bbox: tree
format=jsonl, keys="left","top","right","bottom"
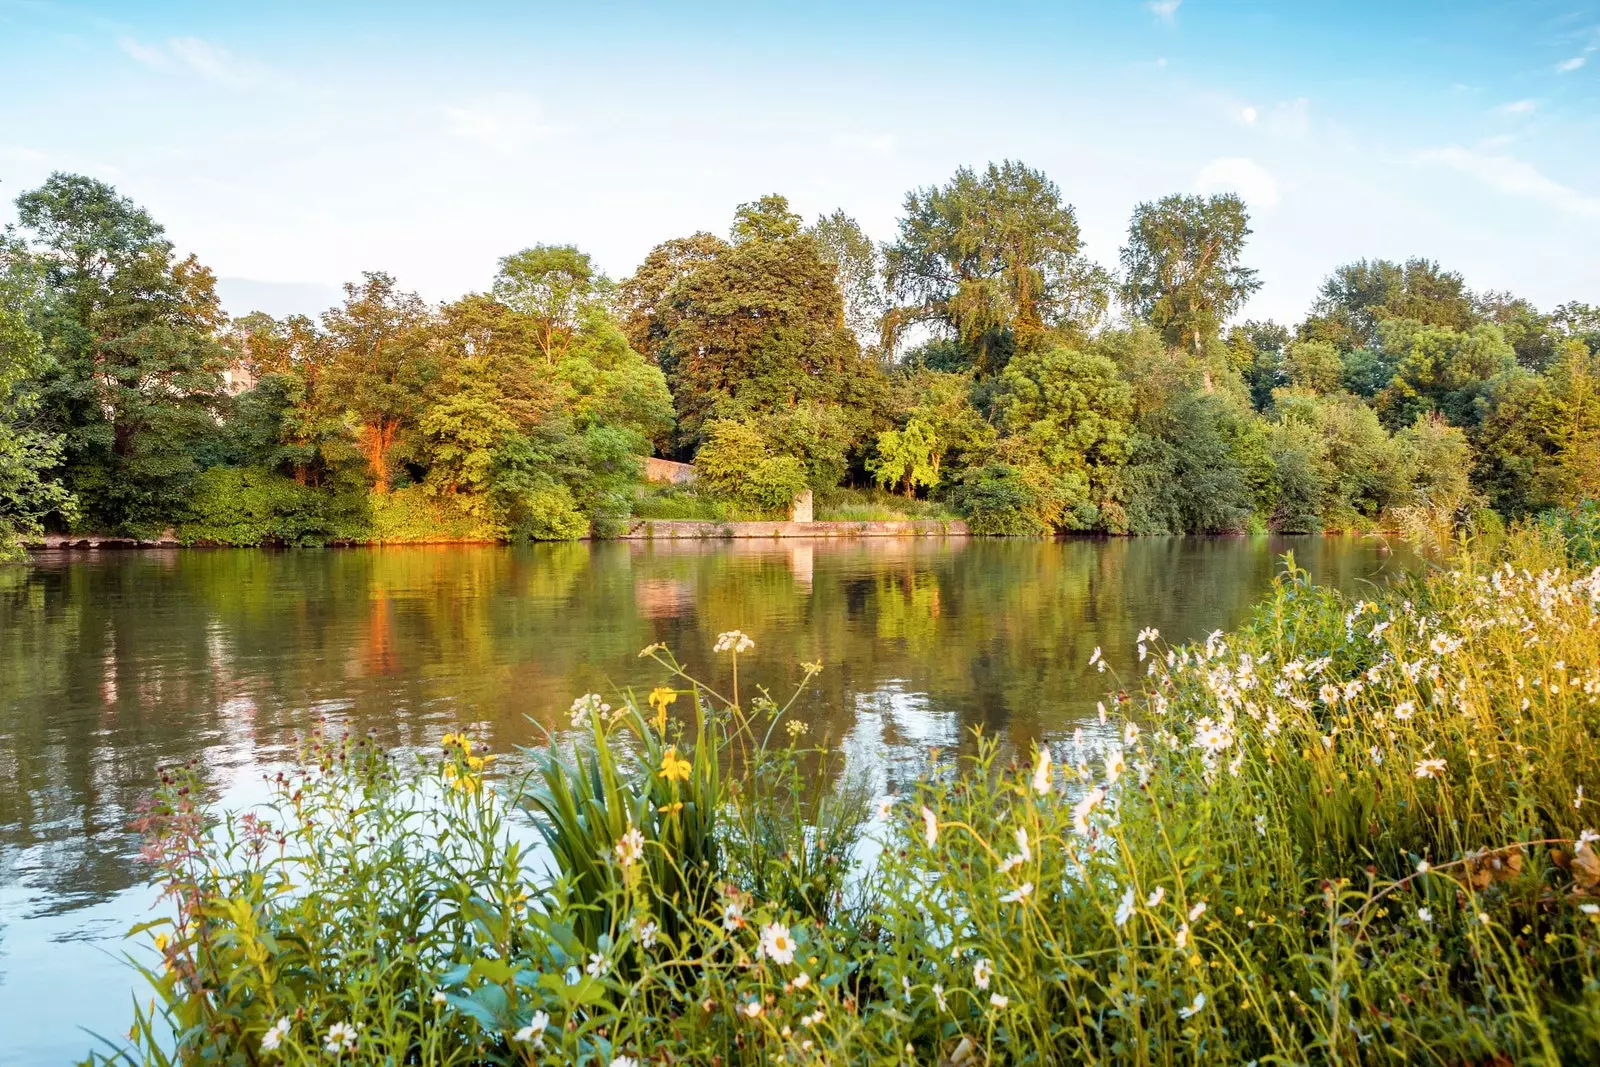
{"left": 622, "top": 197, "right": 870, "bottom": 451}
{"left": 1372, "top": 320, "right": 1514, "bottom": 430}
{"left": 1301, "top": 258, "right": 1476, "bottom": 351}
{"left": 492, "top": 245, "right": 614, "bottom": 366}
{"left": 1282, "top": 339, "right": 1343, "bottom": 394}
{"left": 15, "top": 173, "right": 228, "bottom": 533}
{"left": 807, "top": 210, "right": 888, "bottom": 355}
{"left": 318, "top": 272, "right": 438, "bottom": 493}
{"left": 0, "top": 236, "right": 75, "bottom": 553}
{"left": 868, "top": 420, "right": 940, "bottom": 496}
{"left": 884, "top": 160, "right": 1110, "bottom": 370}
{"left": 1120, "top": 193, "right": 1260, "bottom": 357}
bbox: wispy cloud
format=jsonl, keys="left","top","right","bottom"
{"left": 1146, "top": 1, "right": 1181, "bottom": 26}
{"left": 1492, "top": 98, "right": 1538, "bottom": 116}
{"left": 118, "top": 35, "right": 264, "bottom": 87}
{"left": 1195, "top": 157, "right": 1280, "bottom": 209}
{"left": 1556, "top": 55, "right": 1587, "bottom": 72}
{"left": 1417, "top": 146, "right": 1600, "bottom": 219}
{"left": 441, "top": 93, "right": 555, "bottom": 152}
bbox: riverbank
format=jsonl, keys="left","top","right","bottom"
{"left": 31, "top": 519, "right": 969, "bottom": 550}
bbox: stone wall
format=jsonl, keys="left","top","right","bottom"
{"left": 617, "top": 519, "right": 968, "bottom": 539}
{"left": 644, "top": 457, "right": 697, "bottom": 485}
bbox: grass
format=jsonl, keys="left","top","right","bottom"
{"left": 92, "top": 518, "right": 1600, "bottom": 1065}
{"left": 813, "top": 487, "right": 957, "bottom": 522}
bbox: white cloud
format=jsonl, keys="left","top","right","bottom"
{"left": 1492, "top": 98, "right": 1537, "bottom": 116}
{"left": 1146, "top": 1, "right": 1181, "bottom": 25}
{"left": 1195, "top": 157, "right": 1280, "bottom": 209}
{"left": 1240, "top": 106, "right": 1258, "bottom": 125}
{"left": 1556, "top": 56, "right": 1586, "bottom": 73}
{"left": 441, "top": 93, "right": 554, "bottom": 152}
{"left": 1265, "top": 97, "right": 1311, "bottom": 139}
{"left": 1417, "top": 146, "right": 1600, "bottom": 219}
{"left": 118, "top": 35, "right": 262, "bottom": 87}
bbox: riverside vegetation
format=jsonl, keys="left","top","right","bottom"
{"left": 92, "top": 513, "right": 1600, "bottom": 1065}
{"left": 4, "top": 166, "right": 1600, "bottom": 556}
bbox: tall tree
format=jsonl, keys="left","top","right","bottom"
{"left": 884, "top": 160, "right": 1110, "bottom": 371}
{"left": 492, "top": 245, "right": 613, "bottom": 366}
{"left": 15, "top": 173, "right": 227, "bottom": 533}
{"left": 806, "top": 210, "right": 887, "bottom": 356}
{"left": 1301, "top": 258, "right": 1477, "bottom": 351}
{"left": 1119, "top": 193, "right": 1260, "bottom": 358}
{"left": 318, "top": 272, "right": 438, "bottom": 493}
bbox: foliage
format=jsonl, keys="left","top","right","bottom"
{"left": 1120, "top": 193, "right": 1261, "bottom": 357}
{"left": 176, "top": 467, "right": 366, "bottom": 546}
{"left": 692, "top": 419, "right": 808, "bottom": 514}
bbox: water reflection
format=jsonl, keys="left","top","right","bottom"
{"left": 0, "top": 535, "right": 1411, "bottom": 1063}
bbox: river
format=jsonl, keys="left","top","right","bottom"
{"left": 0, "top": 535, "right": 1414, "bottom": 1064}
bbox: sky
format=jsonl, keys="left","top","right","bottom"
{"left": 2, "top": 0, "right": 1598, "bottom": 326}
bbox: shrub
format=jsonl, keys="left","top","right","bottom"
{"left": 368, "top": 485, "right": 505, "bottom": 543}
{"left": 177, "top": 466, "right": 367, "bottom": 546}
{"left": 950, "top": 463, "right": 1047, "bottom": 535}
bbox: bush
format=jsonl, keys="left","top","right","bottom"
{"left": 950, "top": 463, "right": 1047, "bottom": 535}
{"left": 368, "top": 485, "right": 506, "bottom": 543}
{"left": 693, "top": 420, "right": 805, "bottom": 515}
{"left": 177, "top": 466, "right": 367, "bottom": 546}
{"left": 98, "top": 530, "right": 1600, "bottom": 1065}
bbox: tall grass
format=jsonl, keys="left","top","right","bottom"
{"left": 94, "top": 525, "right": 1600, "bottom": 1065}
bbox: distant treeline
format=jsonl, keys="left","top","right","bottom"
{"left": 1, "top": 164, "right": 1596, "bottom": 552}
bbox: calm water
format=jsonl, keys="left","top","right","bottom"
{"left": 0, "top": 536, "right": 1413, "bottom": 1063}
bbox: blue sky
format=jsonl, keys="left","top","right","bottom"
{"left": 2, "top": 0, "right": 1598, "bottom": 324}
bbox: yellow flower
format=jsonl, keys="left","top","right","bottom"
{"left": 648, "top": 687, "right": 678, "bottom": 732}
{"left": 659, "top": 747, "right": 692, "bottom": 784}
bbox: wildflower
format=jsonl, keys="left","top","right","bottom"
{"left": 1098, "top": 700, "right": 1108, "bottom": 723}
{"left": 932, "top": 983, "right": 946, "bottom": 1011}
{"left": 876, "top": 795, "right": 897, "bottom": 820}
{"left": 1031, "top": 745, "right": 1052, "bottom": 795}
{"left": 570, "top": 693, "right": 610, "bottom": 728}
{"left": 722, "top": 899, "right": 745, "bottom": 931}
{"left": 1393, "top": 701, "right": 1415, "bottom": 721}
{"left": 990, "top": 993, "right": 1009, "bottom": 1009}
{"left": 648, "top": 685, "right": 676, "bottom": 731}
{"left": 1193, "top": 721, "right": 1231, "bottom": 754}
{"left": 1416, "top": 859, "right": 1432, "bottom": 874}
{"left": 1416, "top": 907, "right": 1433, "bottom": 923}
{"left": 1123, "top": 721, "right": 1141, "bottom": 747}
{"left": 793, "top": 971, "right": 811, "bottom": 988}
{"left": 801, "top": 1009, "right": 825, "bottom": 1027}
{"left": 1115, "top": 885, "right": 1135, "bottom": 927}
{"left": 614, "top": 825, "right": 645, "bottom": 867}
{"left": 1577, "top": 786, "right": 1586, "bottom": 810}
{"left": 760, "top": 922, "right": 797, "bottom": 965}
{"left": 514, "top": 1011, "right": 550, "bottom": 1046}
{"left": 1174, "top": 923, "right": 1190, "bottom": 950}
{"left": 998, "top": 853, "right": 1023, "bottom": 874}
{"left": 1318, "top": 683, "right": 1340, "bottom": 706}
{"left": 1089, "top": 646, "right": 1103, "bottom": 667}
{"left": 1477, "top": 912, "right": 1491, "bottom": 926}
{"left": 585, "top": 952, "right": 610, "bottom": 977}
{"left": 1104, "top": 747, "right": 1126, "bottom": 785}
{"left": 324, "top": 1022, "right": 358, "bottom": 1054}
{"left": 741, "top": 999, "right": 763, "bottom": 1018}
{"left": 1001, "top": 882, "right": 1033, "bottom": 904}
{"left": 637, "top": 642, "right": 665, "bottom": 657}
{"left": 1579, "top": 829, "right": 1600, "bottom": 849}
{"left": 1254, "top": 813, "right": 1267, "bottom": 837}
{"left": 1138, "top": 626, "right": 1160, "bottom": 643}
{"left": 611, "top": 1057, "right": 638, "bottom": 1067}
{"left": 261, "top": 1017, "right": 291, "bottom": 1053}
{"left": 1187, "top": 900, "right": 1207, "bottom": 922}
{"left": 1072, "top": 787, "right": 1106, "bottom": 835}
{"left": 1179, "top": 992, "right": 1207, "bottom": 1019}
{"left": 1014, "top": 826, "right": 1031, "bottom": 861}
{"left": 1413, "top": 758, "right": 1448, "bottom": 780}
{"left": 785, "top": 720, "right": 808, "bottom": 739}
{"left": 658, "top": 747, "right": 692, "bottom": 784}
{"left": 973, "top": 957, "right": 994, "bottom": 989}
{"left": 714, "top": 630, "right": 755, "bottom": 653}
{"left": 922, "top": 805, "right": 939, "bottom": 847}
{"left": 431, "top": 989, "right": 448, "bottom": 1005}
{"left": 1146, "top": 886, "right": 1166, "bottom": 908}
{"left": 637, "top": 920, "right": 659, "bottom": 949}
{"left": 1582, "top": 904, "right": 1599, "bottom": 916}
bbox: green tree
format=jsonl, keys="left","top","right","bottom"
{"left": 1373, "top": 319, "right": 1515, "bottom": 430}
{"left": 492, "top": 245, "right": 615, "bottom": 366}
{"left": 807, "top": 210, "right": 887, "bottom": 355}
{"left": 1120, "top": 193, "right": 1260, "bottom": 357}
{"left": 868, "top": 420, "right": 940, "bottom": 496}
{"left": 15, "top": 173, "right": 228, "bottom": 533}
{"left": 1301, "top": 258, "right": 1476, "bottom": 351}
{"left": 318, "top": 273, "right": 439, "bottom": 493}
{"left": 884, "top": 160, "right": 1110, "bottom": 371}
{"left": 1281, "top": 339, "right": 1343, "bottom": 393}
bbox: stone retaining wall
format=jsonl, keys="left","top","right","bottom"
{"left": 618, "top": 519, "right": 968, "bottom": 539}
